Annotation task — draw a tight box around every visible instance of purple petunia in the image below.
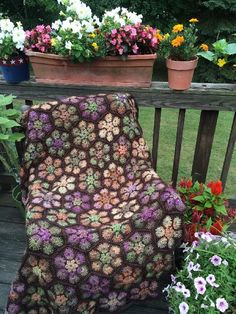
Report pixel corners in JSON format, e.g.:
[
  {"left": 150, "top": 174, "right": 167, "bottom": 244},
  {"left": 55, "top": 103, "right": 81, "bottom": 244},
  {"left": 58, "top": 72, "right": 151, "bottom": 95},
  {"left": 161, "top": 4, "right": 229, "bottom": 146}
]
[
  {"left": 210, "top": 255, "right": 222, "bottom": 266},
  {"left": 179, "top": 301, "right": 189, "bottom": 314},
  {"left": 194, "top": 277, "right": 206, "bottom": 295},
  {"left": 216, "top": 298, "right": 229, "bottom": 313},
  {"left": 206, "top": 274, "right": 219, "bottom": 287}
]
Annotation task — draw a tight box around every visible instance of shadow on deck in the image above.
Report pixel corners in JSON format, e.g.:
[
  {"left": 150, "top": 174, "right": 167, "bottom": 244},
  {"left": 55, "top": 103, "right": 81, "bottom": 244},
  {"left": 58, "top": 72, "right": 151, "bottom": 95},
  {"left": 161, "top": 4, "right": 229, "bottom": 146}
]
[{"left": 0, "top": 192, "right": 169, "bottom": 314}]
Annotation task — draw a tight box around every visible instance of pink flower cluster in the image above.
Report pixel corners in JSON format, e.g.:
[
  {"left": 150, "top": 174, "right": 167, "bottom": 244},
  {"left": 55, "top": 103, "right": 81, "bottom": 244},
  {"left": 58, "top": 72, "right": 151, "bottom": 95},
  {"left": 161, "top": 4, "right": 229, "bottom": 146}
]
[
  {"left": 25, "top": 25, "right": 52, "bottom": 53},
  {"left": 106, "top": 24, "right": 159, "bottom": 56}
]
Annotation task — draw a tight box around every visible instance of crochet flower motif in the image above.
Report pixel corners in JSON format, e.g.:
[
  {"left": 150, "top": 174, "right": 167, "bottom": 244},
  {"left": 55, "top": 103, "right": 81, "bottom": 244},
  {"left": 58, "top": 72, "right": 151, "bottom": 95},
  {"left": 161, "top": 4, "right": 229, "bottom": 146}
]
[
  {"left": 98, "top": 113, "right": 120, "bottom": 142},
  {"left": 112, "top": 135, "right": 131, "bottom": 164},
  {"left": 101, "top": 222, "right": 132, "bottom": 243},
  {"left": 65, "top": 226, "right": 99, "bottom": 251},
  {"left": 21, "top": 255, "right": 52, "bottom": 286},
  {"left": 155, "top": 216, "right": 182, "bottom": 248},
  {"left": 114, "top": 266, "right": 142, "bottom": 289},
  {"left": 47, "top": 208, "right": 77, "bottom": 227},
  {"left": 27, "top": 221, "right": 64, "bottom": 255},
  {"left": 93, "top": 188, "right": 119, "bottom": 210},
  {"left": 79, "top": 168, "right": 101, "bottom": 193},
  {"left": 89, "top": 243, "right": 122, "bottom": 275},
  {"left": 89, "top": 141, "right": 110, "bottom": 168},
  {"left": 54, "top": 248, "right": 88, "bottom": 284},
  {"left": 125, "top": 158, "right": 150, "bottom": 180},
  {"left": 160, "top": 187, "right": 186, "bottom": 212},
  {"left": 45, "top": 130, "right": 71, "bottom": 157},
  {"left": 132, "top": 137, "right": 149, "bottom": 159},
  {"left": 24, "top": 143, "right": 45, "bottom": 169},
  {"left": 76, "top": 301, "right": 96, "bottom": 314},
  {"left": 104, "top": 163, "right": 125, "bottom": 190},
  {"left": 72, "top": 121, "right": 96, "bottom": 149},
  {"left": 22, "top": 286, "right": 47, "bottom": 307},
  {"left": 81, "top": 275, "right": 110, "bottom": 299},
  {"left": 47, "top": 284, "right": 78, "bottom": 310},
  {"left": 38, "top": 156, "right": 63, "bottom": 182},
  {"left": 124, "top": 232, "right": 154, "bottom": 265},
  {"left": 120, "top": 179, "right": 143, "bottom": 200},
  {"left": 146, "top": 253, "right": 173, "bottom": 278},
  {"left": 139, "top": 180, "right": 164, "bottom": 204},
  {"left": 99, "top": 291, "right": 127, "bottom": 312},
  {"left": 65, "top": 149, "right": 87, "bottom": 175},
  {"left": 52, "top": 103, "right": 79, "bottom": 129},
  {"left": 108, "top": 93, "right": 132, "bottom": 115},
  {"left": 132, "top": 203, "right": 164, "bottom": 229},
  {"left": 130, "top": 280, "right": 158, "bottom": 300},
  {"left": 78, "top": 96, "right": 107, "bottom": 121},
  {"left": 79, "top": 209, "right": 110, "bottom": 228},
  {"left": 123, "top": 115, "right": 141, "bottom": 139},
  {"left": 52, "top": 175, "right": 76, "bottom": 194},
  {"left": 111, "top": 199, "right": 140, "bottom": 220},
  {"left": 64, "top": 192, "right": 90, "bottom": 213},
  {"left": 27, "top": 111, "right": 52, "bottom": 140},
  {"left": 31, "top": 191, "right": 62, "bottom": 209}
]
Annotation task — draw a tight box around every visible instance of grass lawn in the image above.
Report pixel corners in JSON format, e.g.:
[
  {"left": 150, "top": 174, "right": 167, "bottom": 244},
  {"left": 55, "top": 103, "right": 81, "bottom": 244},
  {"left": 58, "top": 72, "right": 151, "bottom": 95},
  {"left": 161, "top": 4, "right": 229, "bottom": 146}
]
[{"left": 138, "top": 106, "right": 236, "bottom": 197}]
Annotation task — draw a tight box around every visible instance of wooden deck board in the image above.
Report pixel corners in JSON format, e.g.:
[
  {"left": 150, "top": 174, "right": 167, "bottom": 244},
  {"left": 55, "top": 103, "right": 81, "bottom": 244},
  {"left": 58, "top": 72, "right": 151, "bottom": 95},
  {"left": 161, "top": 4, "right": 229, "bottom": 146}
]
[{"left": 0, "top": 192, "right": 169, "bottom": 312}]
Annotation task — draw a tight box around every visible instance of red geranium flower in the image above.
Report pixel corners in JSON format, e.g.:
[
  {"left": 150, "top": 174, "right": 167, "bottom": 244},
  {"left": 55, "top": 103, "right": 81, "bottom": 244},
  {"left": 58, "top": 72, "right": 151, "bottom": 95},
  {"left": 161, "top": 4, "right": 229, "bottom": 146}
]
[
  {"left": 179, "top": 178, "right": 193, "bottom": 189},
  {"left": 210, "top": 220, "right": 223, "bottom": 235}
]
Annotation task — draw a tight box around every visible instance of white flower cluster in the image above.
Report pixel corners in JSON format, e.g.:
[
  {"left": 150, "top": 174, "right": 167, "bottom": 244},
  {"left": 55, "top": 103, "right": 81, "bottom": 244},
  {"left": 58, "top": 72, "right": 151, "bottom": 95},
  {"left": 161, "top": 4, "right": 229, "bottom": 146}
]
[
  {"left": 54, "top": 0, "right": 101, "bottom": 50},
  {"left": 102, "top": 7, "right": 143, "bottom": 27},
  {"left": 0, "top": 19, "right": 25, "bottom": 50}
]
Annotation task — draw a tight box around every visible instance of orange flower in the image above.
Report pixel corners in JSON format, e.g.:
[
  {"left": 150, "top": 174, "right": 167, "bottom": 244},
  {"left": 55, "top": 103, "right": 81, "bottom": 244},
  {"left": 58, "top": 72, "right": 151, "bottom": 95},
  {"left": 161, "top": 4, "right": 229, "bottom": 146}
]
[
  {"left": 189, "top": 18, "right": 199, "bottom": 23},
  {"left": 155, "top": 30, "right": 164, "bottom": 41},
  {"left": 172, "top": 24, "right": 184, "bottom": 33},
  {"left": 207, "top": 180, "right": 223, "bottom": 195},
  {"left": 200, "top": 43, "right": 208, "bottom": 51},
  {"left": 171, "top": 36, "right": 184, "bottom": 47}
]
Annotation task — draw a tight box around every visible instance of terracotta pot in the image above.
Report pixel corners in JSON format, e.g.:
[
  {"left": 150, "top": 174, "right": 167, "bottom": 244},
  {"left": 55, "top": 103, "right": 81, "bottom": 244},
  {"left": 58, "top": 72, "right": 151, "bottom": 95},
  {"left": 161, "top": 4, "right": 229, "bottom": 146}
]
[
  {"left": 26, "top": 50, "right": 157, "bottom": 87},
  {"left": 166, "top": 57, "right": 198, "bottom": 90}
]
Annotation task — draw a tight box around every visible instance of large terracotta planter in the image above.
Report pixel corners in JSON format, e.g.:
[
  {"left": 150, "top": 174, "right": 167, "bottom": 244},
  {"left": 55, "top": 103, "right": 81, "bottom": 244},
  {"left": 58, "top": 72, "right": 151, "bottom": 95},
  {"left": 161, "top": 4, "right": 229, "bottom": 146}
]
[
  {"left": 26, "top": 50, "right": 157, "bottom": 87},
  {"left": 166, "top": 57, "right": 198, "bottom": 90}
]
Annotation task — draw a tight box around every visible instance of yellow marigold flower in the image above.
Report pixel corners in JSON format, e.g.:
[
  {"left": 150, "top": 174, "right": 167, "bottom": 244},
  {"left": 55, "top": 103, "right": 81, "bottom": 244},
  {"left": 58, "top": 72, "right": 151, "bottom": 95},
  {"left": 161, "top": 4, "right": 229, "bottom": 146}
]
[
  {"left": 51, "top": 38, "right": 57, "bottom": 46},
  {"left": 89, "top": 33, "right": 96, "bottom": 38},
  {"left": 217, "top": 58, "right": 226, "bottom": 67},
  {"left": 171, "top": 36, "right": 185, "bottom": 47},
  {"left": 189, "top": 18, "right": 199, "bottom": 23},
  {"left": 92, "top": 42, "right": 99, "bottom": 51},
  {"left": 155, "top": 30, "right": 164, "bottom": 41},
  {"left": 200, "top": 43, "right": 208, "bottom": 51},
  {"left": 172, "top": 24, "right": 184, "bottom": 33}
]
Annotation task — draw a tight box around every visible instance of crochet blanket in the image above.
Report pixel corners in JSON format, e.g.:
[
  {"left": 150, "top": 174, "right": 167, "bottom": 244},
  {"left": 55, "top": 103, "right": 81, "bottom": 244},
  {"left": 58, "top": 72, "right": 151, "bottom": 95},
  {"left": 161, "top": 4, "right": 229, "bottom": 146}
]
[{"left": 6, "top": 93, "right": 185, "bottom": 313}]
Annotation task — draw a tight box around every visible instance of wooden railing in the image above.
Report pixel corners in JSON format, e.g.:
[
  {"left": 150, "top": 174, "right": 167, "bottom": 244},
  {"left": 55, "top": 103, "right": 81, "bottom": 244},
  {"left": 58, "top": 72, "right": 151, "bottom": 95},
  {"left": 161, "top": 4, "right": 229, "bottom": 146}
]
[{"left": 0, "top": 78, "right": 236, "bottom": 199}]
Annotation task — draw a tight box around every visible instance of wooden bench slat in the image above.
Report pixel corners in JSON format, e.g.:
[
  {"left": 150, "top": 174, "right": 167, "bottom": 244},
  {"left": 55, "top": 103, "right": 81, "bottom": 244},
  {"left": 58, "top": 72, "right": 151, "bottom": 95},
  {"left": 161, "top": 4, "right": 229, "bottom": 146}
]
[
  {"left": 221, "top": 112, "right": 236, "bottom": 189},
  {"left": 172, "top": 109, "right": 186, "bottom": 187},
  {"left": 191, "top": 110, "right": 219, "bottom": 182},
  {"left": 151, "top": 108, "right": 162, "bottom": 170}
]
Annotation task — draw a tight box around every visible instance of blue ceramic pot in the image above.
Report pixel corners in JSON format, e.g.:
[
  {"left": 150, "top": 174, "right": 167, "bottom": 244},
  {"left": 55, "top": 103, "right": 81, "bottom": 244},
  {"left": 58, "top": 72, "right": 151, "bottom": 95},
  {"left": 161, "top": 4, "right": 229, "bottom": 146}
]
[{"left": 0, "top": 55, "right": 30, "bottom": 84}]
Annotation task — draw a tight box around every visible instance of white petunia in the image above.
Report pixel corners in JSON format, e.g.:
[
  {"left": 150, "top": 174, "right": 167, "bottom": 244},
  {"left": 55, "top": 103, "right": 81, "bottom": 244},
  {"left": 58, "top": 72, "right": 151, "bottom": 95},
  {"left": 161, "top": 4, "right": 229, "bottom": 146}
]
[
  {"left": 0, "top": 19, "right": 14, "bottom": 33},
  {"left": 65, "top": 40, "right": 73, "bottom": 50},
  {"left": 52, "top": 20, "right": 62, "bottom": 31},
  {"left": 12, "top": 27, "right": 25, "bottom": 50}
]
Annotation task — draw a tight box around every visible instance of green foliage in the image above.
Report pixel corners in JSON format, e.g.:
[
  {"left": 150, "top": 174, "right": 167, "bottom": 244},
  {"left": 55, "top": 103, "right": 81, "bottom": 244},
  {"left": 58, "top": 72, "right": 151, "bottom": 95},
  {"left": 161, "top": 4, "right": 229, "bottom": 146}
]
[{"left": 0, "top": 94, "right": 24, "bottom": 181}]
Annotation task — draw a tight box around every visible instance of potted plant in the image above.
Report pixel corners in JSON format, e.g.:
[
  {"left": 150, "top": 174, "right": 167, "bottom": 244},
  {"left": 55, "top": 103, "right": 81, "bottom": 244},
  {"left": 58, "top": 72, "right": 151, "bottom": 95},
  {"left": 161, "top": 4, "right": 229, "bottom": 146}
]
[
  {"left": 25, "top": 1, "right": 159, "bottom": 87},
  {"left": 0, "top": 94, "right": 25, "bottom": 217},
  {"left": 177, "top": 178, "right": 235, "bottom": 243},
  {"left": 0, "top": 18, "right": 29, "bottom": 84},
  {"left": 159, "top": 18, "right": 201, "bottom": 90},
  {"left": 164, "top": 232, "right": 236, "bottom": 313}
]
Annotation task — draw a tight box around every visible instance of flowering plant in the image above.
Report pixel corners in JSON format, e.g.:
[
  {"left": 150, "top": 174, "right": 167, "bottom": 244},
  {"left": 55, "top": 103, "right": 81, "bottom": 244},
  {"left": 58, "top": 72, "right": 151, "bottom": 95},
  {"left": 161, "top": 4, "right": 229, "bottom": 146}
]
[
  {"left": 0, "top": 18, "right": 26, "bottom": 59},
  {"left": 25, "top": 25, "right": 52, "bottom": 53},
  {"left": 164, "top": 232, "right": 236, "bottom": 313},
  {"left": 159, "top": 18, "right": 200, "bottom": 61},
  {"left": 177, "top": 179, "right": 234, "bottom": 243},
  {"left": 197, "top": 39, "right": 236, "bottom": 68}
]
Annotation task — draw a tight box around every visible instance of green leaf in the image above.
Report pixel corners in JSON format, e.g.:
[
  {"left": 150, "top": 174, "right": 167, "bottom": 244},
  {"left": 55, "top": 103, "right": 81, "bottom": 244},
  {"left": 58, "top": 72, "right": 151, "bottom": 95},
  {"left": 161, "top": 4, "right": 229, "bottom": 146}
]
[
  {"left": 3, "top": 109, "right": 20, "bottom": 117},
  {"left": 214, "top": 204, "right": 227, "bottom": 215},
  {"left": 206, "top": 217, "right": 212, "bottom": 230},
  {"left": 8, "top": 133, "right": 25, "bottom": 142},
  {"left": 0, "top": 94, "right": 15, "bottom": 107},
  {"left": 192, "top": 195, "right": 205, "bottom": 202},
  {"left": 213, "top": 39, "right": 228, "bottom": 53},
  {"left": 226, "top": 43, "right": 236, "bottom": 55},
  {"left": 0, "top": 134, "right": 9, "bottom": 140},
  {"left": 205, "top": 201, "right": 212, "bottom": 208},
  {"left": 197, "top": 51, "right": 215, "bottom": 61},
  {"left": 0, "top": 117, "right": 20, "bottom": 128}
]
